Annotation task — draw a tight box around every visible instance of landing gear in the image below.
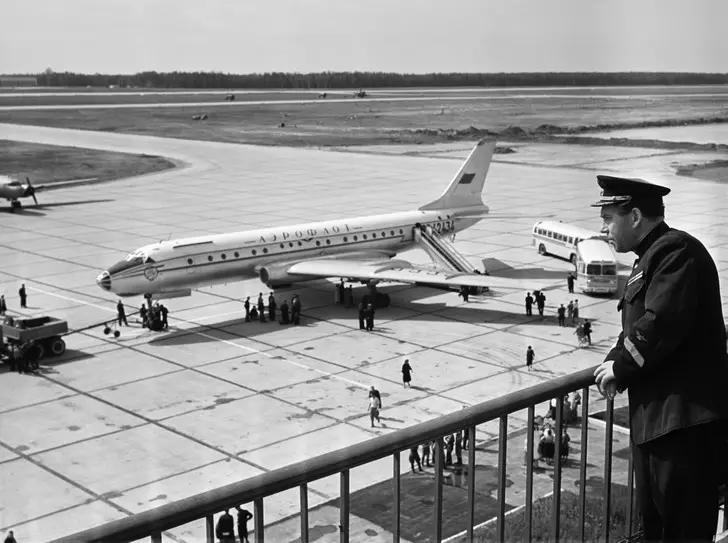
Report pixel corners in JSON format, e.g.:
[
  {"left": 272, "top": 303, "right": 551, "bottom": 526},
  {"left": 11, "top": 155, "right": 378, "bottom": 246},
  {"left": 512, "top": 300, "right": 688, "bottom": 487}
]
[{"left": 10, "top": 200, "right": 21, "bottom": 212}]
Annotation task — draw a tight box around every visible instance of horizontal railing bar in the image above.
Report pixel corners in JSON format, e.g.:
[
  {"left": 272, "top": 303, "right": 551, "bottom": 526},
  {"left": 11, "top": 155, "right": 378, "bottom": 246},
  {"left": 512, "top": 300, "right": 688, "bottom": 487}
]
[{"left": 55, "top": 366, "right": 598, "bottom": 543}]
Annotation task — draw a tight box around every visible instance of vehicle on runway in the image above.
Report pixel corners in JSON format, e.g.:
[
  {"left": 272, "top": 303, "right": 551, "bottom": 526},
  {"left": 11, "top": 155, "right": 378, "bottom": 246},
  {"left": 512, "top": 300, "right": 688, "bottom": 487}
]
[
  {"left": 574, "top": 238, "right": 618, "bottom": 295},
  {"left": 0, "top": 176, "right": 40, "bottom": 211},
  {"left": 532, "top": 220, "right": 601, "bottom": 264},
  {"left": 96, "top": 139, "right": 547, "bottom": 302}
]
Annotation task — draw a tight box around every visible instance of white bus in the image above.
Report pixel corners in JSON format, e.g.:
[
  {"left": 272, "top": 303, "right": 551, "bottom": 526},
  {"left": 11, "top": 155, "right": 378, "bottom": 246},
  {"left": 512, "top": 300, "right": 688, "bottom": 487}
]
[
  {"left": 532, "top": 221, "right": 601, "bottom": 264},
  {"left": 575, "top": 238, "right": 618, "bottom": 294}
]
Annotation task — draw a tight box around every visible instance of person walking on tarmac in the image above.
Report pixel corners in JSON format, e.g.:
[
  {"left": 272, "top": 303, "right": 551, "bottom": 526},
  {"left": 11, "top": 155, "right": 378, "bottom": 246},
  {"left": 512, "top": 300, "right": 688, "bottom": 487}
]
[
  {"left": 525, "top": 292, "right": 534, "bottom": 316},
  {"left": 159, "top": 304, "right": 169, "bottom": 329},
  {"left": 268, "top": 292, "right": 276, "bottom": 322},
  {"left": 117, "top": 300, "right": 128, "bottom": 326},
  {"left": 358, "top": 302, "right": 366, "bottom": 330},
  {"left": 401, "top": 359, "right": 413, "bottom": 387},
  {"left": 18, "top": 284, "right": 27, "bottom": 308},
  {"left": 526, "top": 346, "right": 535, "bottom": 371}
]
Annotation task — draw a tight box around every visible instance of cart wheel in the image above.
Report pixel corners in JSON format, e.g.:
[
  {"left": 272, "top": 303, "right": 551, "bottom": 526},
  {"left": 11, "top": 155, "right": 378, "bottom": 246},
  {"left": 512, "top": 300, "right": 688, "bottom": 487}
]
[{"left": 48, "top": 337, "right": 66, "bottom": 356}]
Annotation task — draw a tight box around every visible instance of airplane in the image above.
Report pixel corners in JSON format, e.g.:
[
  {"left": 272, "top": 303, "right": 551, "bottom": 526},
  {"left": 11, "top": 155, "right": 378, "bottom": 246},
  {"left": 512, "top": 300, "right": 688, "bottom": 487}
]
[
  {"left": 1, "top": 176, "right": 39, "bottom": 210},
  {"left": 96, "top": 139, "right": 548, "bottom": 302}
]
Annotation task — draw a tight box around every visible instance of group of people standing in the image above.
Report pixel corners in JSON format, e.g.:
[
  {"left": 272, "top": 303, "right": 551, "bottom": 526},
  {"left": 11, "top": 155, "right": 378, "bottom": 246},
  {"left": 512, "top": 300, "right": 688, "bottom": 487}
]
[{"left": 244, "top": 293, "right": 301, "bottom": 325}]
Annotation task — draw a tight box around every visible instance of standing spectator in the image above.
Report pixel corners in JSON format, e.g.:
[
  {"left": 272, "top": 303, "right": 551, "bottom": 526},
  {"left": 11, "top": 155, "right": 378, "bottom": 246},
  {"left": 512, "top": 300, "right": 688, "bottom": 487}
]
[
  {"left": 244, "top": 297, "right": 251, "bottom": 322},
  {"left": 0, "top": 294, "right": 7, "bottom": 315},
  {"left": 567, "top": 272, "right": 575, "bottom": 294},
  {"left": 215, "top": 509, "right": 235, "bottom": 543},
  {"left": 557, "top": 304, "right": 566, "bottom": 327},
  {"left": 572, "top": 299, "right": 580, "bottom": 325},
  {"left": 365, "top": 303, "right": 374, "bottom": 331},
  {"left": 421, "top": 441, "right": 432, "bottom": 467},
  {"left": 4, "top": 530, "right": 17, "bottom": 543},
  {"left": 358, "top": 302, "right": 366, "bottom": 330},
  {"left": 235, "top": 506, "right": 253, "bottom": 543},
  {"left": 592, "top": 174, "right": 728, "bottom": 540},
  {"left": 18, "top": 284, "right": 27, "bottom": 308},
  {"left": 159, "top": 304, "right": 169, "bottom": 330},
  {"left": 401, "top": 359, "right": 413, "bottom": 387},
  {"left": 409, "top": 445, "right": 423, "bottom": 473},
  {"left": 368, "top": 392, "right": 381, "bottom": 427},
  {"left": 268, "top": 292, "right": 277, "bottom": 322},
  {"left": 257, "top": 293, "right": 266, "bottom": 323},
  {"left": 525, "top": 292, "right": 534, "bottom": 316}
]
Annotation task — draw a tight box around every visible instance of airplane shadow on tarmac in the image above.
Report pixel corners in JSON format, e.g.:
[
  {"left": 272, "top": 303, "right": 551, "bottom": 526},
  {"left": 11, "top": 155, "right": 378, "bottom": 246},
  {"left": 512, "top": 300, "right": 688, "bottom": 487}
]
[{"left": 0, "top": 199, "right": 115, "bottom": 216}]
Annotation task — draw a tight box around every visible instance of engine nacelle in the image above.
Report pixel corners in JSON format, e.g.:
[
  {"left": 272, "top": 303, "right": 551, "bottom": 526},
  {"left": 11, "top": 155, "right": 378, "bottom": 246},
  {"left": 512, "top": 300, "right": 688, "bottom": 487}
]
[{"left": 258, "top": 264, "right": 312, "bottom": 288}]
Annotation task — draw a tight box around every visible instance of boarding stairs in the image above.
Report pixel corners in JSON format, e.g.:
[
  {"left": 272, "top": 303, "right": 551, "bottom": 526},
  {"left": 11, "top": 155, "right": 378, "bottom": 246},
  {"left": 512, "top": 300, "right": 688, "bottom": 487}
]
[{"left": 414, "top": 224, "right": 481, "bottom": 275}]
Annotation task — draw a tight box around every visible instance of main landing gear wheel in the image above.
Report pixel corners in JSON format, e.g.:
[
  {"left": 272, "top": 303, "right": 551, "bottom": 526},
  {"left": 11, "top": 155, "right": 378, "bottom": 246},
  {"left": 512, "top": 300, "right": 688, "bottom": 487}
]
[
  {"left": 48, "top": 337, "right": 66, "bottom": 356},
  {"left": 538, "top": 244, "right": 547, "bottom": 256}
]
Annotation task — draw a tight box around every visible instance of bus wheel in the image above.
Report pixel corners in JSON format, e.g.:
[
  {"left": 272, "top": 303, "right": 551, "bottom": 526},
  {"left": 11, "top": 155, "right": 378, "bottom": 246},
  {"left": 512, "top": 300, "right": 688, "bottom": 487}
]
[
  {"left": 570, "top": 253, "right": 577, "bottom": 264},
  {"left": 538, "top": 244, "right": 547, "bottom": 255}
]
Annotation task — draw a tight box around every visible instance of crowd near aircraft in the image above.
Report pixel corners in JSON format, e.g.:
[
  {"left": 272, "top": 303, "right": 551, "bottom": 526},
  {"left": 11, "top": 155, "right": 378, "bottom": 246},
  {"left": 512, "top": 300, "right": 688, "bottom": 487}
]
[
  {"left": 96, "top": 139, "right": 545, "bottom": 301},
  {"left": 0, "top": 176, "right": 39, "bottom": 210}
]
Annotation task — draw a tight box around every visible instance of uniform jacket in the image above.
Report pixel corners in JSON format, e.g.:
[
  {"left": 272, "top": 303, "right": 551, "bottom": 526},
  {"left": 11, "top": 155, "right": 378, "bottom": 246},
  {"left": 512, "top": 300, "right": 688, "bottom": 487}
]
[{"left": 609, "top": 221, "right": 728, "bottom": 444}]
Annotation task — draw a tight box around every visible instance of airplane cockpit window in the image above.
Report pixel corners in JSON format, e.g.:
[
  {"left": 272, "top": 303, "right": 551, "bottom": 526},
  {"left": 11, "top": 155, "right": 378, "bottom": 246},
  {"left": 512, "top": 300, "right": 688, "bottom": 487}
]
[
  {"left": 108, "top": 250, "right": 155, "bottom": 275},
  {"left": 8, "top": 181, "right": 22, "bottom": 186}
]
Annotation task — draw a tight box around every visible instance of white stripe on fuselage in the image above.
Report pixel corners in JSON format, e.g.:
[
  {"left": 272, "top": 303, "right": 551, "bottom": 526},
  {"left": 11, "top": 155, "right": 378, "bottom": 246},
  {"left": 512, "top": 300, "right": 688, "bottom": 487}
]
[{"left": 108, "top": 208, "right": 479, "bottom": 296}]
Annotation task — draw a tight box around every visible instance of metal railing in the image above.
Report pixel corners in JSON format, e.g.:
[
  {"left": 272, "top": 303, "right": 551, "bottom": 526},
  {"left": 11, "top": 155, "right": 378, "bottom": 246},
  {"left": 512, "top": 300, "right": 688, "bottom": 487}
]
[{"left": 56, "top": 366, "right": 632, "bottom": 543}]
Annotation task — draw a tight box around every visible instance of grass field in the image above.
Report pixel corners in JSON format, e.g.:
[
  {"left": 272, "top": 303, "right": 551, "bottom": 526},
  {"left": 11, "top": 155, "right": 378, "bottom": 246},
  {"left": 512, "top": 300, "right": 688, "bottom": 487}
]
[
  {"left": 0, "top": 140, "right": 176, "bottom": 185},
  {"left": 1, "top": 91, "right": 727, "bottom": 148}
]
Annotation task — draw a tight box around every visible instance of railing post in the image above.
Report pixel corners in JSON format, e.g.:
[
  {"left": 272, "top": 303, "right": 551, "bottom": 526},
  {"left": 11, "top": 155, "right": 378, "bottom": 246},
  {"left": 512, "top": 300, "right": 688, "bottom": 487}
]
[
  {"left": 300, "top": 483, "right": 309, "bottom": 543},
  {"left": 434, "top": 436, "right": 444, "bottom": 542},
  {"left": 552, "top": 396, "right": 563, "bottom": 543},
  {"left": 206, "top": 514, "right": 215, "bottom": 543},
  {"left": 467, "top": 425, "right": 477, "bottom": 541},
  {"left": 603, "top": 397, "right": 615, "bottom": 543},
  {"left": 340, "top": 469, "right": 350, "bottom": 543},
  {"left": 525, "top": 406, "right": 535, "bottom": 543},
  {"left": 578, "top": 387, "right": 589, "bottom": 542},
  {"left": 254, "top": 497, "right": 264, "bottom": 543},
  {"left": 497, "top": 415, "right": 508, "bottom": 543},
  {"left": 151, "top": 531, "right": 162, "bottom": 543},
  {"left": 393, "top": 451, "right": 400, "bottom": 542}
]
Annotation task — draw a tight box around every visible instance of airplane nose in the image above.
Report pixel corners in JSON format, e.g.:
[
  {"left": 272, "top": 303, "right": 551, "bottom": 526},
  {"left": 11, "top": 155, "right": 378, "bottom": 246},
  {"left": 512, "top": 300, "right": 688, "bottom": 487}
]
[{"left": 96, "top": 271, "right": 111, "bottom": 291}]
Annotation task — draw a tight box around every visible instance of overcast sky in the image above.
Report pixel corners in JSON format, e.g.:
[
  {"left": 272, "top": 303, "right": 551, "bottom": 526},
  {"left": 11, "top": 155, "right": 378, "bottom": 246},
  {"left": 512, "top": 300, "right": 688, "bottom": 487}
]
[{"left": 2, "top": 0, "right": 727, "bottom": 74}]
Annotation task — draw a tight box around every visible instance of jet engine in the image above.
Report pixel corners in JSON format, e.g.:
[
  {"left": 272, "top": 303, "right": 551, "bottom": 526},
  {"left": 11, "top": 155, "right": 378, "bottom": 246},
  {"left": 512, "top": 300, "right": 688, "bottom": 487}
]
[{"left": 258, "top": 264, "right": 312, "bottom": 288}]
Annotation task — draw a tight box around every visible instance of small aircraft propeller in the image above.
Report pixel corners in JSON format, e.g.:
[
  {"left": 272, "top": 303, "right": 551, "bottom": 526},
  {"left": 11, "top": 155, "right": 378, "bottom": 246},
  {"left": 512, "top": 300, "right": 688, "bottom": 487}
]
[{"left": 23, "top": 177, "right": 38, "bottom": 205}]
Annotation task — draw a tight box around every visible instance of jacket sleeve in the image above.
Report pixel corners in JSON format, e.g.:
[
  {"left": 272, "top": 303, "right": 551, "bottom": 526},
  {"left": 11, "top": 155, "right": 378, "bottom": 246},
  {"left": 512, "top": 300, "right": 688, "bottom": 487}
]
[{"left": 612, "top": 239, "right": 698, "bottom": 387}]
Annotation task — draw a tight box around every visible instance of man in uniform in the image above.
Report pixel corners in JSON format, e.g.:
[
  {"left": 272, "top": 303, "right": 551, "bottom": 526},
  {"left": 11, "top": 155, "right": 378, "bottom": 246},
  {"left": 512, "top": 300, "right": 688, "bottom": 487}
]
[
  {"left": 18, "top": 284, "right": 27, "bottom": 308},
  {"left": 592, "top": 175, "right": 728, "bottom": 541},
  {"left": 117, "top": 300, "right": 128, "bottom": 326}
]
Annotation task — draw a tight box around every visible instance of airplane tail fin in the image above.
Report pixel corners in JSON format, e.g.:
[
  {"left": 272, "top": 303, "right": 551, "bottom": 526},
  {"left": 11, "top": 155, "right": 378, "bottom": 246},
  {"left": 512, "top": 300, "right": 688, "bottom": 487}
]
[{"left": 419, "top": 138, "right": 496, "bottom": 211}]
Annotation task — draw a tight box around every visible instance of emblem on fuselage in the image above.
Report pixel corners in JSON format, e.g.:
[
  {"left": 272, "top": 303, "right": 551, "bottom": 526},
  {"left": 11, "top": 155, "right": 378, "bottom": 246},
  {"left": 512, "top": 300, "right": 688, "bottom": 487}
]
[{"left": 144, "top": 267, "right": 159, "bottom": 281}]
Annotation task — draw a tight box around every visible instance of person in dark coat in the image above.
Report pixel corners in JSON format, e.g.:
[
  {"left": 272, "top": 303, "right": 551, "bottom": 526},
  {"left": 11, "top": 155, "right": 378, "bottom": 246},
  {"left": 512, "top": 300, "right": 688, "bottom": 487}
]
[
  {"left": 159, "top": 304, "right": 169, "bottom": 329},
  {"left": 18, "top": 284, "right": 27, "bottom": 308},
  {"left": 557, "top": 304, "right": 566, "bottom": 327},
  {"left": 267, "top": 293, "right": 276, "bottom": 322},
  {"left": 4, "top": 530, "right": 17, "bottom": 543},
  {"left": 116, "top": 300, "right": 128, "bottom": 326},
  {"left": 215, "top": 509, "right": 235, "bottom": 542},
  {"left": 526, "top": 346, "right": 535, "bottom": 371},
  {"left": 0, "top": 294, "right": 7, "bottom": 315},
  {"left": 357, "top": 302, "right": 365, "bottom": 330},
  {"left": 525, "top": 292, "right": 533, "bottom": 316},
  {"left": 257, "top": 293, "right": 266, "bottom": 323},
  {"left": 291, "top": 295, "right": 301, "bottom": 325},
  {"left": 279, "top": 300, "right": 290, "bottom": 324},
  {"left": 592, "top": 175, "right": 728, "bottom": 541},
  {"left": 401, "top": 359, "right": 412, "bottom": 387},
  {"left": 235, "top": 505, "right": 253, "bottom": 543},
  {"left": 365, "top": 303, "right": 374, "bottom": 331},
  {"left": 244, "top": 297, "right": 251, "bottom": 322},
  {"left": 139, "top": 304, "right": 148, "bottom": 328},
  {"left": 337, "top": 279, "right": 346, "bottom": 305},
  {"left": 535, "top": 291, "right": 546, "bottom": 317},
  {"left": 567, "top": 272, "right": 575, "bottom": 293},
  {"left": 582, "top": 319, "right": 592, "bottom": 345}
]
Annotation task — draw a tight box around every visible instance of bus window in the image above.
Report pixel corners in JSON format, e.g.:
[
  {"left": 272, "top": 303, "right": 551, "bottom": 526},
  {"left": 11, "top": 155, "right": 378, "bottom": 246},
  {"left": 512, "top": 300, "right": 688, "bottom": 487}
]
[
  {"left": 547, "top": 232, "right": 553, "bottom": 238},
  {"left": 602, "top": 264, "right": 617, "bottom": 275},
  {"left": 586, "top": 264, "right": 601, "bottom": 275},
  {"left": 568, "top": 236, "right": 574, "bottom": 244}
]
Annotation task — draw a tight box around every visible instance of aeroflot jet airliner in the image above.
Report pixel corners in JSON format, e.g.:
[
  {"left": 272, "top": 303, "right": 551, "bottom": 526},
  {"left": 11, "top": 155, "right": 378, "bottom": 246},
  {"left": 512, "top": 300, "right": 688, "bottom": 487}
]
[{"left": 96, "top": 139, "right": 543, "bottom": 300}]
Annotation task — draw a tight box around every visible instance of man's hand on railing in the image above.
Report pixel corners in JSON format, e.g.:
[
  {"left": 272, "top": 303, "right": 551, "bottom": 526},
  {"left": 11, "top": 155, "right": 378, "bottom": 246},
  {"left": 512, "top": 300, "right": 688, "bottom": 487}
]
[{"left": 594, "top": 360, "right": 618, "bottom": 399}]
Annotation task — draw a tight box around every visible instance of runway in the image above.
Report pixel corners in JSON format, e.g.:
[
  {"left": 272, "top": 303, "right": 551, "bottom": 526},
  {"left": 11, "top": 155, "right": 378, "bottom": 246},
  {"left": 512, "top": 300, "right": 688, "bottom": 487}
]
[{"left": 1, "top": 124, "right": 728, "bottom": 541}]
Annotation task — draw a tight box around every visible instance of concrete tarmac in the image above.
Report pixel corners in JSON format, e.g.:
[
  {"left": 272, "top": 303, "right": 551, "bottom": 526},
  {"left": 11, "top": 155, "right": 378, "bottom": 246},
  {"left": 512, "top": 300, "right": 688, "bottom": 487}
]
[{"left": 1, "top": 123, "right": 727, "bottom": 542}]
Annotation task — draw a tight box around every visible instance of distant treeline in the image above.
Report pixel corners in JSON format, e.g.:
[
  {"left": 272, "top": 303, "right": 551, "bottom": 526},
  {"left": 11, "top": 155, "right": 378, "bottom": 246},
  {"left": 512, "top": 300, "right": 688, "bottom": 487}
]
[{"left": 10, "top": 71, "right": 728, "bottom": 89}]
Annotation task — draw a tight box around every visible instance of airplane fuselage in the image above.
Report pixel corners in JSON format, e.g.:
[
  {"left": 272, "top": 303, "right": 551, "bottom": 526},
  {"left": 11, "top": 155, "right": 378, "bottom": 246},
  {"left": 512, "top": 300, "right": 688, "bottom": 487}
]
[{"left": 97, "top": 208, "right": 482, "bottom": 298}]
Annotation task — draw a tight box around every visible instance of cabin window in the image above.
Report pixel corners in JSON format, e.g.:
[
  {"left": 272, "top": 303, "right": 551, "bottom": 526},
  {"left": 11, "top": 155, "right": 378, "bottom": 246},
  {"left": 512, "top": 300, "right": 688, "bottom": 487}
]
[
  {"left": 187, "top": 258, "right": 193, "bottom": 265},
  {"left": 263, "top": 248, "right": 268, "bottom": 254},
  {"left": 280, "top": 243, "right": 285, "bottom": 249},
  {"left": 289, "top": 242, "right": 294, "bottom": 247},
  {"left": 234, "top": 251, "right": 239, "bottom": 258},
  {"left": 390, "top": 230, "right": 395, "bottom": 236},
  {"left": 252, "top": 250, "right": 257, "bottom": 256},
  {"left": 221, "top": 254, "right": 227, "bottom": 260},
  {"left": 603, "top": 264, "right": 617, "bottom": 276},
  {"left": 353, "top": 235, "right": 358, "bottom": 241},
  {"left": 399, "top": 229, "right": 404, "bottom": 235},
  {"left": 208, "top": 255, "right": 213, "bottom": 262},
  {"left": 316, "top": 241, "right": 321, "bottom": 246},
  {"left": 297, "top": 241, "right": 302, "bottom": 246},
  {"left": 372, "top": 233, "right": 376, "bottom": 238},
  {"left": 363, "top": 234, "right": 368, "bottom": 240},
  {"left": 381, "top": 231, "right": 386, "bottom": 237},
  {"left": 326, "top": 239, "right": 331, "bottom": 245},
  {"left": 586, "top": 264, "right": 601, "bottom": 275},
  {"left": 343, "top": 236, "right": 348, "bottom": 242}
]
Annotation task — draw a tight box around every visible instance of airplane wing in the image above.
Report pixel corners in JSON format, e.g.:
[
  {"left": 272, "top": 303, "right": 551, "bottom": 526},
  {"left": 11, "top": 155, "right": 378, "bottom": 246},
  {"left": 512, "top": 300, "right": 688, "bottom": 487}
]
[{"left": 285, "top": 258, "right": 550, "bottom": 291}]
